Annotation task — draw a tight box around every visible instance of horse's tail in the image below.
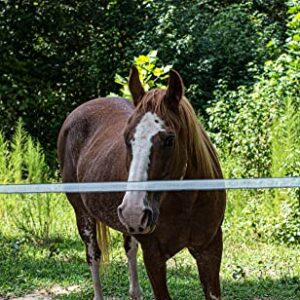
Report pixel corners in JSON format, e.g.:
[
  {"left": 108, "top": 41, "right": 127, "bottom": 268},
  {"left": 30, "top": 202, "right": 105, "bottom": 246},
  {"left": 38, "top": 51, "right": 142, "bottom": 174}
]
[{"left": 96, "top": 221, "right": 110, "bottom": 265}]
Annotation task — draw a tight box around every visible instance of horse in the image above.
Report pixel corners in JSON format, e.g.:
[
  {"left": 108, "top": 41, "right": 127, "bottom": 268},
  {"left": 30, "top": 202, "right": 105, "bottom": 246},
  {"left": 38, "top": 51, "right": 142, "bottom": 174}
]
[{"left": 57, "top": 66, "right": 226, "bottom": 300}]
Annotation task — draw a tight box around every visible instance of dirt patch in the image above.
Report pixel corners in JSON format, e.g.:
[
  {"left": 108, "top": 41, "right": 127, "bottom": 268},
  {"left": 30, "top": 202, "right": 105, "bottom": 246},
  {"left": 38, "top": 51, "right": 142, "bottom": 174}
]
[
  {"left": 1, "top": 285, "right": 121, "bottom": 300},
  {"left": 1, "top": 285, "right": 80, "bottom": 300}
]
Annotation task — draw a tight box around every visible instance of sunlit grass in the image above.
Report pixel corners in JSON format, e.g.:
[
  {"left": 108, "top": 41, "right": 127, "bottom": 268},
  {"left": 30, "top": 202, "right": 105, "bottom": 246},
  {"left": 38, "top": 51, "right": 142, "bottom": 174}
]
[{"left": 0, "top": 224, "right": 299, "bottom": 299}]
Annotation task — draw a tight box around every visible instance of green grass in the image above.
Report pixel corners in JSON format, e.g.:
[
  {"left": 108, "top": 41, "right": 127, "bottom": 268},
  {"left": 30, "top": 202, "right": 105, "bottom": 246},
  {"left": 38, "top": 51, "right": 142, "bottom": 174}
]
[{"left": 0, "top": 204, "right": 299, "bottom": 300}]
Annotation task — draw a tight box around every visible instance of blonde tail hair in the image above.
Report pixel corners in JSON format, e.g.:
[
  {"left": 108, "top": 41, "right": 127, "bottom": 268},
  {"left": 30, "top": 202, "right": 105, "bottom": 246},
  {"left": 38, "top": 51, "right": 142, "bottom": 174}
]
[{"left": 96, "top": 221, "right": 110, "bottom": 265}]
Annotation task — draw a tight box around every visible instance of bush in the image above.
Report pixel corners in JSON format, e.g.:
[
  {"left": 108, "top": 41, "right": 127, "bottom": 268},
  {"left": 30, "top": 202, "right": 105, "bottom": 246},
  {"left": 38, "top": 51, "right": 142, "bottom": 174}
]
[
  {"left": 137, "top": 1, "right": 286, "bottom": 114},
  {"left": 0, "top": 1, "right": 152, "bottom": 158},
  {"left": 0, "top": 1, "right": 287, "bottom": 158},
  {"left": 111, "top": 50, "right": 172, "bottom": 99},
  {"left": 0, "top": 121, "right": 72, "bottom": 244},
  {"left": 208, "top": 1, "right": 300, "bottom": 244}
]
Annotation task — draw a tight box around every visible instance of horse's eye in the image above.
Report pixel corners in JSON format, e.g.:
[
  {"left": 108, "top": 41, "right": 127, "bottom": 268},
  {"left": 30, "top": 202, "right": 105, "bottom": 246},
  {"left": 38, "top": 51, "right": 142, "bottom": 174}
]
[
  {"left": 164, "top": 135, "right": 175, "bottom": 148},
  {"left": 124, "top": 134, "right": 131, "bottom": 147},
  {"left": 125, "top": 138, "right": 131, "bottom": 147}
]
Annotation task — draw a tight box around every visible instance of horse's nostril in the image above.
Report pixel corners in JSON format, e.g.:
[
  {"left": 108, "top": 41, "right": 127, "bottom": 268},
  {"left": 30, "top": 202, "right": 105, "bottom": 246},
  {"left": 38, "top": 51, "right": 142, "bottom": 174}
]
[
  {"left": 129, "top": 227, "right": 135, "bottom": 233},
  {"left": 140, "top": 208, "right": 153, "bottom": 228},
  {"left": 138, "top": 227, "right": 144, "bottom": 233},
  {"left": 118, "top": 206, "right": 123, "bottom": 220}
]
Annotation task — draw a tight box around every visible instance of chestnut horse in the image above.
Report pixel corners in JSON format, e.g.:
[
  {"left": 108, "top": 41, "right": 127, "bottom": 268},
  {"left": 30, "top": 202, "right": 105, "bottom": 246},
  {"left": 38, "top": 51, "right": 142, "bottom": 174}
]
[{"left": 57, "top": 67, "right": 226, "bottom": 300}]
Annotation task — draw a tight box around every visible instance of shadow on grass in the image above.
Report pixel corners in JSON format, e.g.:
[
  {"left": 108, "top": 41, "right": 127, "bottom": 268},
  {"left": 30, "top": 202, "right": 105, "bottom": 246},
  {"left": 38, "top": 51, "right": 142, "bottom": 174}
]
[{"left": 0, "top": 235, "right": 299, "bottom": 300}]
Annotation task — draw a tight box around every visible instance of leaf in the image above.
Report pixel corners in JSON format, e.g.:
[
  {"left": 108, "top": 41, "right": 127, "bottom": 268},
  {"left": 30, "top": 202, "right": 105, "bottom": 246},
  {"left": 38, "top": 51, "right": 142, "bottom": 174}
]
[
  {"left": 135, "top": 55, "right": 149, "bottom": 65},
  {"left": 153, "top": 67, "right": 165, "bottom": 77},
  {"left": 114, "top": 74, "right": 127, "bottom": 85},
  {"left": 144, "top": 63, "right": 155, "bottom": 72},
  {"left": 292, "top": 34, "right": 300, "bottom": 42},
  {"left": 148, "top": 50, "right": 158, "bottom": 58},
  {"left": 163, "top": 65, "right": 172, "bottom": 73},
  {"left": 266, "top": 40, "right": 274, "bottom": 48}
]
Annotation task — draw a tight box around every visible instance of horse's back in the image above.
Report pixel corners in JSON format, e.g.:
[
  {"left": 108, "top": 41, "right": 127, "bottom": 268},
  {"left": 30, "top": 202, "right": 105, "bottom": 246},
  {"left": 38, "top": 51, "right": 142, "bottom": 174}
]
[{"left": 57, "top": 97, "right": 133, "bottom": 181}]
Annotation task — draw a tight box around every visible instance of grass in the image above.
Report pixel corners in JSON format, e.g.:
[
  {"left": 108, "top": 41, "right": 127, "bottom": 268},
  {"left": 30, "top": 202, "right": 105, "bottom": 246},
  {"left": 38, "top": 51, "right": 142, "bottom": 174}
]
[{"left": 0, "top": 199, "right": 299, "bottom": 300}]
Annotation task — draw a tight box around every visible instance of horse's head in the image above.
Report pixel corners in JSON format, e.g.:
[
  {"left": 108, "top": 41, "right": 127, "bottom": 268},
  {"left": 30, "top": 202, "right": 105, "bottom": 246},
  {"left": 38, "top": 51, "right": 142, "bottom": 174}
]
[{"left": 118, "top": 66, "right": 189, "bottom": 234}]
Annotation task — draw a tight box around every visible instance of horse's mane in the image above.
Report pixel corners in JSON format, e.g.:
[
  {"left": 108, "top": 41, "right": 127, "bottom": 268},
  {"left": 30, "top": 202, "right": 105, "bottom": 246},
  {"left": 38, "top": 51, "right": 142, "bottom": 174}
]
[{"left": 137, "top": 89, "right": 222, "bottom": 179}]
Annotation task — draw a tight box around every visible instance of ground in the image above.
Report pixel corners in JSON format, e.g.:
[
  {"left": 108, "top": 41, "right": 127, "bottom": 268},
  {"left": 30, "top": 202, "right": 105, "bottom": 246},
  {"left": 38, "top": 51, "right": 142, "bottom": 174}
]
[{"left": 0, "top": 231, "right": 299, "bottom": 300}]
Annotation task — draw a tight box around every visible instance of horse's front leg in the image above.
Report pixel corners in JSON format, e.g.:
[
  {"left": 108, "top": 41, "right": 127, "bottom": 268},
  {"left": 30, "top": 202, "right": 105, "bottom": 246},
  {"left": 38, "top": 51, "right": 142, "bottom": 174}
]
[
  {"left": 123, "top": 234, "right": 142, "bottom": 300},
  {"left": 140, "top": 241, "right": 172, "bottom": 300},
  {"left": 188, "top": 228, "right": 223, "bottom": 300},
  {"left": 69, "top": 196, "right": 104, "bottom": 300}
]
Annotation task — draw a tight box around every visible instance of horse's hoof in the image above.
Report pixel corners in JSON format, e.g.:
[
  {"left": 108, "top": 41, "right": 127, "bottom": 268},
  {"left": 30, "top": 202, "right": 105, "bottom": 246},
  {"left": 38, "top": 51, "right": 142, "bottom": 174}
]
[{"left": 129, "top": 289, "right": 142, "bottom": 300}]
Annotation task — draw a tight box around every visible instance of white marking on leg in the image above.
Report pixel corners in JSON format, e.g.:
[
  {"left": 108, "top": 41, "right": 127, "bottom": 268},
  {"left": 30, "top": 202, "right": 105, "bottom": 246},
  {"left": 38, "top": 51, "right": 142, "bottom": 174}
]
[
  {"left": 126, "top": 237, "right": 142, "bottom": 300},
  {"left": 209, "top": 292, "right": 220, "bottom": 300},
  {"left": 85, "top": 228, "right": 104, "bottom": 300},
  {"left": 90, "top": 259, "right": 103, "bottom": 300}
]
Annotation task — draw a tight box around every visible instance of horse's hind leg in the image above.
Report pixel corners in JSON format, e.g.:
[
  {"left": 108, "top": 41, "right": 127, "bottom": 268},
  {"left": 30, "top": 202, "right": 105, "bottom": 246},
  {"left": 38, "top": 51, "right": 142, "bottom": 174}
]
[
  {"left": 83, "top": 217, "right": 103, "bottom": 300},
  {"left": 123, "top": 235, "right": 142, "bottom": 300},
  {"left": 68, "top": 194, "right": 104, "bottom": 300},
  {"left": 188, "top": 228, "right": 223, "bottom": 300}
]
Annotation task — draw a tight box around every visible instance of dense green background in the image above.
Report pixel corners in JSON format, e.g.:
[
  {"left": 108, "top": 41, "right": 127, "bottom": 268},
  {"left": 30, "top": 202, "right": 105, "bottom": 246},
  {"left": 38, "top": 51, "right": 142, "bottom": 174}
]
[{"left": 0, "top": 0, "right": 287, "bottom": 153}]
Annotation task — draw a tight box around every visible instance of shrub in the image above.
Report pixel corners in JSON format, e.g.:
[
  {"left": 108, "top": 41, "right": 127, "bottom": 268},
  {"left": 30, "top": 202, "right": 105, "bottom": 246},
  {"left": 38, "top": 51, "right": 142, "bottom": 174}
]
[
  {"left": 208, "top": 1, "right": 300, "bottom": 244},
  {"left": 138, "top": 1, "right": 286, "bottom": 114},
  {"left": 0, "top": 1, "right": 152, "bottom": 158},
  {"left": 111, "top": 50, "right": 172, "bottom": 99},
  {"left": 0, "top": 120, "right": 71, "bottom": 244}
]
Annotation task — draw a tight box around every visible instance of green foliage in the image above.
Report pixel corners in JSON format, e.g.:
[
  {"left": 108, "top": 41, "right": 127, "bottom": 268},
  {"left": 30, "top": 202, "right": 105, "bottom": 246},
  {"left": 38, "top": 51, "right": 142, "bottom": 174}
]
[
  {"left": 0, "top": 0, "right": 287, "bottom": 157},
  {"left": 137, "top": 1, "right": 286, "bottom": 113},
  {"left": 0, "top": 121, "right": 71, "bottom": 245},
  {"left": 270, "top": 97, "right": 300, "bottom": 244},
  {"left": 0, "top": 1, "right": 152, "bottom": 157},
  {"left": 0, "top": 120, "right": 48, "bottom": 183},
  {"left": 209, "top": 1, "right": 300, "bottom": 245},
  {"left": 112, "top": 50, "right": 172, "bottom": 99},
  {"left": 209, "top": 2, "right": 300, "bottom": 178}
]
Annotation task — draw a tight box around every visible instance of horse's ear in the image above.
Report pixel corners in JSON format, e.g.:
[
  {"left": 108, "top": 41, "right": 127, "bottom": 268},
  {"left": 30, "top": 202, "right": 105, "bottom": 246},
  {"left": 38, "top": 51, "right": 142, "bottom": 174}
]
[
  {"left": 128, "top": 66, "right": 145, "bottom": 106},
  {"left": 165, "top": 69, "right": 184, "bottom": 111}
]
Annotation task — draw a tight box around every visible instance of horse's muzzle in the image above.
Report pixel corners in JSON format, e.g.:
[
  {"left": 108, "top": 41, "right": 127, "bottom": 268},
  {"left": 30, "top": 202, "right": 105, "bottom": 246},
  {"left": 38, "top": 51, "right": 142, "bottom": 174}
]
[{"left": 117, "top": 192, "right": 156, "bottom": 234}]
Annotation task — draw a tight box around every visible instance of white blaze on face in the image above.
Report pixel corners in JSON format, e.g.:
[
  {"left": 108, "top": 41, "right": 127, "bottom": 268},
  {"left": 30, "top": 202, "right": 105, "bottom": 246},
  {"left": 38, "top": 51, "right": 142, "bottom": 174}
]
[
  {"left": 118, "top": 112, "right": 164, "bottom": 231},
  {"left": 128, "top": 112, "right": 164, "bottom": 182}
]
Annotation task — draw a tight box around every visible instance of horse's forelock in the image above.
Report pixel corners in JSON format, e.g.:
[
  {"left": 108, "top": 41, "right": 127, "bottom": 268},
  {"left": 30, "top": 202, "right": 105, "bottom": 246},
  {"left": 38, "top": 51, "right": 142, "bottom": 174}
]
[{"left": 137, "top": 89, "right": 180, "bottom": 129}]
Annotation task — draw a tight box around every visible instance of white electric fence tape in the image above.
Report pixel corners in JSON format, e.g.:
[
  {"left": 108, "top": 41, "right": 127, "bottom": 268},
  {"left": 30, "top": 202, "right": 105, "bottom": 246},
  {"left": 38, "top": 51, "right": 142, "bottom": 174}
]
[{"left": 0, "top": 177, "right": 299, "bottom": 194}]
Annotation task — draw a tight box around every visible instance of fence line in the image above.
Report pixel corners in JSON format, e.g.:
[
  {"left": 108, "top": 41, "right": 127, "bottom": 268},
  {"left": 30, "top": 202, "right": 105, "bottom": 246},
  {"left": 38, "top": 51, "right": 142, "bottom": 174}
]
[{"left": 0, "top": 177, "right": 299, "bottom": 194}]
